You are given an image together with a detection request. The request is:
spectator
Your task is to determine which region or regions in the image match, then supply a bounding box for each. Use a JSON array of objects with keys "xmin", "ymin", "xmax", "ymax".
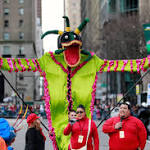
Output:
[
  {"xmin": 138, "ymin": 102, "xmax": 150, "ymax": 139},
  {"xmin": 40, "ymin": 104, "xmax": 45, "ymax": 117},
  {"xmin": 0, "ymin": 118, "xmax": 16, "ymax": 150},
  {"xmin": 96, "ymin": 105, "xmax": 101, "ymax": 120},
  {"xmin": 25, "ymin": 113, "xmax": 46, "ymax": 150},
  {"xmin": 102, "ymin": 102, "xmax": 147, "ymax": 150},
  {"xmin": 93, "ymin": 105, "xmax": 97, "ymax": 120},
  {"xmin": 68, "ymin": 109, "xmax": 76, "ymax": 123},
  {"xmin": 64, "ymin": 104, "xmax": 99, "ymax": 150},
  {"xmin": 131, "ymin": 105, "xmax": 139, "ymax": 118},
  {"xmin": 0, "ymin": 136, "xmax": 7, "ymax": 150}
]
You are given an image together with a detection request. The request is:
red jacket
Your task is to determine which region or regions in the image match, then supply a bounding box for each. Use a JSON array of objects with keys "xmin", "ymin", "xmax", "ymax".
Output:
[
  {"xmin": 102, "ymin": 116, "xmax": 147, "ymax": 150},
  {"xmin": 0, "ymin": 137, "xmax": 7, "ymax": 150},
  {"xmin": 64, "ymin": 117, "xmax": 99, "ymax": 150}
]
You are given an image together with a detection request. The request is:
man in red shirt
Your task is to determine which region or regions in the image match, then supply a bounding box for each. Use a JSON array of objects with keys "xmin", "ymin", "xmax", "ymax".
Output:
[
  {"xmin": 102, "ymin": 102, "xmax": 147, "ymax": 150},
  {"xmin": 64, "ymin": 104, "xmax": 99, "ymax": 150}
]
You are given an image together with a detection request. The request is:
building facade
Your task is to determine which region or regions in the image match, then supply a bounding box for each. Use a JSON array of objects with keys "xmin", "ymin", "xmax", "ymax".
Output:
[
  {"xmin": 139, "ymin": 0, "xmax": 150, "ymax": 23},
  {"xmin": 80, "ymin": 0, "xmax": 144, "ymax": 104},
  {"xmin": 139, "ymin": 0, "xmax": 150, "ymax": 92},
  {"xmin": 0, "ymin": 0, "xmax": 43, "ymax": 103}
]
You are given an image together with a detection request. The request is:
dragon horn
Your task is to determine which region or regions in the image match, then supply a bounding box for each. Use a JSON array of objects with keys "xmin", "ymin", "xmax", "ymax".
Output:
[
  {"xmin": 63, "ymin": 16, "xmax": 71, "ymax": 32},
  {"xmin": 15, "ymin": 105, "xmax": 28, "ymax": 129},
  {"xmin": 74, "ymin": 18, "xmax": 90, "ymax": 35},
  {"xmin": 13, "ymin": 105, "xmax": 23, "ymax": 127},
  {"xmin": 41, "ymin": 30, "xmax": 63, "ymax": 39}
]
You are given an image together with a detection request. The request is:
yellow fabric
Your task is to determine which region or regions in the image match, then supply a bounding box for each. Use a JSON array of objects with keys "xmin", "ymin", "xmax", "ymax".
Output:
[
  {"xmin": 1, "ymin": 58, "xmax": 38, "ymax": 71},
  {"xmin": 58, "ymin": 30, "xmax": 63, "ymax": 35},
  {"xmin": 93, "ymin": 55, "xmax": 149, "ymax": 72},
  {"xmin": 66, "ymin": 27, "xmax": 71, "ymax": 32},
  {"xmin": 74, "ymin": 28, "xmax": 80, "ymax": 35}
]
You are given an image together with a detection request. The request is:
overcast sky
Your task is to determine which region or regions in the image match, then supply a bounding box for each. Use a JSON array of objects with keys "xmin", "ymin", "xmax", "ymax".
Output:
[{"xmin": 42, "ymin": 0, "xmax": 64, "ymax": 52}]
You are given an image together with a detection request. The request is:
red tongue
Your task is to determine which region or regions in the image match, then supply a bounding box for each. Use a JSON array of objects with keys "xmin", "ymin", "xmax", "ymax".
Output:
[{"xmin": 64, "ymin": 46, "xmax": 80, "ymax": 67}]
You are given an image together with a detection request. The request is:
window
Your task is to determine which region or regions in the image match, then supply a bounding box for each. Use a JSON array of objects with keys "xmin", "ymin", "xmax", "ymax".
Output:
[
  {"xmin": 120, "ymin": 0, "xmax": 138, "ymax": 13},
  {"xmin": 37, "ymin": 18, "xmax": 41, "ymax": 26},
  {"xmin": 40, "ymin": 77, "xmax": 43, "ymax": 96},
  {"xmin": 126, "ymin": 0, "xmax": 138, "ymax": 9},
  {"xmin": 3, "ymin": 0, "xmax": 9, "ymax": 3},
  {"xmin": 19, "ymin": 46, "xmax": 24, "ymax": 54},
  {"xmin": 19, "ymin": 8, "xmax": 24, "ymax": 15},
  {"xmin": 4, "ymin": 8, "xmax": 9, "ymax": 15},
  {"xmin": 3, "ymin": 46, "xmax": 10, "ymax": 55},
  {"xmin": 19, "ymin": 32, "xmax": 24, "ymax": 39},
  {"xmin": 17, "ymin": 46, "xmax": 25, "ymax": 57},
  {"xmin": 19, "ymin": 0, "xmax": 24, "ymax": 3},
  {"xmin": 109, "ymin": 0, "xmax": 116, "ymax": 13},
  {"xmin": 18, "ymin": 92, "xmax": 24, "ymax": 99},
  {"xmin": 19, "ymin": 74, "xmax": 24, "ymax": 80},
  {"xmin": 4, "ymin": 20, "xmax": 9, "ymax": 27},
  {"xmin": 3, "ymin": 32, "xmax": 10, "ymax": 40},
  {"xmin": 19, "ymin": 19, "xmax": 24, "ymax": 27}
]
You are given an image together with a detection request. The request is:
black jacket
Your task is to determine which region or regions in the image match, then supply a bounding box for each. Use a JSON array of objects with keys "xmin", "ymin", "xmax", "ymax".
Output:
[{"xmin": 25, "ymin": 127, "xmax": 45, "ymax": 150}]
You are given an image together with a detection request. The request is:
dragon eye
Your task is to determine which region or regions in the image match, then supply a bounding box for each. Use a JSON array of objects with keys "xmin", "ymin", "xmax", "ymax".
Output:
[
  {"xmin": 64, "ymin": 35, "xmax": 69, "ymax": 40},
  {"xmin": 74, "ymin": 34, "xmax": 76, "ymax": 38}
]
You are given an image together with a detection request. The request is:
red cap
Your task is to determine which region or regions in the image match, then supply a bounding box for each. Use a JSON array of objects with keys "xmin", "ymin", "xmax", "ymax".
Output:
[{"xmin": 27, "ymin": 113, "xmax": 40, "ymax": 126}]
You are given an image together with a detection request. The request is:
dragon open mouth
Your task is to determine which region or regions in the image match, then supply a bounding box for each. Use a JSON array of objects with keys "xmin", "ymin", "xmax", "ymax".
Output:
[{"xmin": 62, "ymin": 40, "xmax": 82, "ymax": 67}]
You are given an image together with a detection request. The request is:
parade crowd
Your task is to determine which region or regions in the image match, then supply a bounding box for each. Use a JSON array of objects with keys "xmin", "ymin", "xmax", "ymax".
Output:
[
  {"xmin": 0, "ymin": 103, "xmax": 46, "ymax": 118},
  {"xmin": 0, "ymin": 101, "xmax": 150, "ymax": 150}
]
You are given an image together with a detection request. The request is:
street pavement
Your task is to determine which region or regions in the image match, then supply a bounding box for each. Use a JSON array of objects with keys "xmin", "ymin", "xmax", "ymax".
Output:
[{"xmin": 6, "ymin": 119, "xmax": 150, "ymax": 150}]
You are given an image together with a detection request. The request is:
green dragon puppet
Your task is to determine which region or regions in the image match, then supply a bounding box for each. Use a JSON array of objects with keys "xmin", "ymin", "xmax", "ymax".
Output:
[{"xmin": 0, "ymin": 16, "xmax": 150, "ymax": 149}]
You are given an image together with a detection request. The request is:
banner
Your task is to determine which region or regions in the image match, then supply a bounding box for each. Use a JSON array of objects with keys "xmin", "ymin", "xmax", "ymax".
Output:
[
  {"xmin": 136, "ymin": 84, "xmax": 140, "ymax": 95},
  {"xmin": 143, "ymin": 24, "xmax": 150, "ymax": 54},
  {"xmin": 117, "ymin": 94, "xmax": 123, "ymax": 102},
  {"xmin": 147, "ymin": 83, "xmax": 150, "ymax": 105}
]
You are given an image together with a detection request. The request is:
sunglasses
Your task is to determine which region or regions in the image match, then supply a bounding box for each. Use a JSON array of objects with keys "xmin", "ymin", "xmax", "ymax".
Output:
[{"xmin": 76, "ymin": 111, "xmax": 84, "ymax": 114}]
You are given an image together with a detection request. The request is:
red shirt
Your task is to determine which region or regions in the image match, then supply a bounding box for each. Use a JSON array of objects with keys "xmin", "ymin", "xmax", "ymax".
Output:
[
  {"xmin": 102, "ymin": 116, "xmax": 147, "ymax": 150},
  {"xmin": 64, "ymin": 117, "xmax": 99, "ymax": 150}
]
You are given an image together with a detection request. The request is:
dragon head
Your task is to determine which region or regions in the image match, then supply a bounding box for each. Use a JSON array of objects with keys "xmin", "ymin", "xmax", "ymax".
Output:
[{"xmin": 41, "ymin": 16, "xmax": 89, "ymax": 67}]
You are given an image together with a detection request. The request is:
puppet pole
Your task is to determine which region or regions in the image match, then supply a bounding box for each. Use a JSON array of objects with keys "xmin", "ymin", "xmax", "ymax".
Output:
[{"xmin": 0, "ymin": 70, "xmax": 49, "ymax": 131}]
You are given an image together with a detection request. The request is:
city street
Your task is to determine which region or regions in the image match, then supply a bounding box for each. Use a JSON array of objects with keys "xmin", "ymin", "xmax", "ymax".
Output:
[
  {"xmin": 7, "ymin": 119, "xmax": 150, "ymax": 150},
  {"xmin": 1, "ymin": 1, "xmax": 150, "ymax": 149}
]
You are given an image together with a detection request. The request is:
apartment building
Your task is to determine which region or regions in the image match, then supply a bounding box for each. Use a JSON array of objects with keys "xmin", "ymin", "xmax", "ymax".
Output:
[
  {"xmin": 80, "ymin": 0, "xmax": 141, "ymax": 102},
  {"xmin": 0, "ymin": 0, "xmax": 43, "ymax": 103}
]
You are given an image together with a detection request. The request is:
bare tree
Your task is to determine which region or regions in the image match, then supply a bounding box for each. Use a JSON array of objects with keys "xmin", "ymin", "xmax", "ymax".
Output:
[
  {"xmin": 101, "ymin": 14, "xmax": 147, "ymax": 98},
  {"xmin": 102, "ymin": 14, "xmax": 147, "ymax": 60}
]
